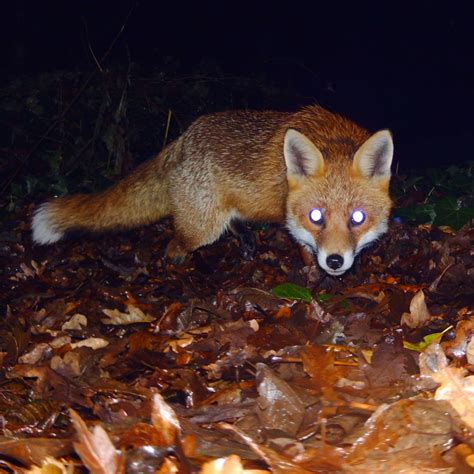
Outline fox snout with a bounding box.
[316,248,356,276]
[309,225,386,276]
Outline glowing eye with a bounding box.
[309,208,324,224]
[351,209,366,225]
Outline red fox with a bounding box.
[32,105,393,276]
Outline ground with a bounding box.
[0,206,473,472]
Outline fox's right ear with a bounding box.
[284,129,325,182]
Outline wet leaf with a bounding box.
[255,363,305,436]
[70,409,124,474]
[151,393,181,446]
[0,437,72,466]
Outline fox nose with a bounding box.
[326,254,344,270]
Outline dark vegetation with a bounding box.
[0,65,473,472]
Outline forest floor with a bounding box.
[0,201,473,472]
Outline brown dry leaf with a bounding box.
[101,304,155,325]
[360,341,410,389]
[301,345,345,396]
[70,409,123,474]
[200,454,270,474]
[420,343,474,430]
[0,437,72,467]
[217,423,316,473]
[156,457,180,473]
[49,335,72,348]
[255,363,305,437]
[346,399,454,468]
[70,337,109,350]
[11,365,92,407]
[166,332,195,352]
[433,368,474,430]
[26,456,74,474]
[119,423,163,448]
[418,342,449,376]
[150,394,195,472]
[346,446,453,473]
[51,352,82,377]
[18,342,52,364]
[400,290,432,328]
[151,392,181,446]
[62,313,88,331]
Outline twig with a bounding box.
[82,16,103,73]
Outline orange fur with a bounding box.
[32,105,393,275]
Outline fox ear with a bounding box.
[284,129,325,179]
[353,130,393,179]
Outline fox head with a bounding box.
[284,128,393,276]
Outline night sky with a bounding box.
[2,1,474,168]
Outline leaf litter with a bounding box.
[0,207,473,472]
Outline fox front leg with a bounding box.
[229,221,256,260]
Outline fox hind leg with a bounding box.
[165,208,234,263]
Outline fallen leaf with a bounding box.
[71,337,109,350]
[200,454,269,474]
[101,304,155,325]
[401,290,433,328]
[151,393,181,446]
[62,313,88,331]
[420,343,474,430]
[271,283,312,303]
[403,325,452,352]
[26,456,74,474]
[255,363,305,437]
[347,399,454,467]
[70,409,123,474]
[0,437,72,466]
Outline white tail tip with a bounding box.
[32,203,64,244]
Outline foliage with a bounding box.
[393,163,474,229]
[0,63,308,211]
[271,282,312,303]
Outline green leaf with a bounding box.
[432,196,474,230]
[271,283,312,303]
[394,205,436,225]
[315,293,333,303]
[403,325,452,352]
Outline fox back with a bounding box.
[32,105,393,275]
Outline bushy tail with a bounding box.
[32,141,180,244]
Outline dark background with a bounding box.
[2,0,474,169]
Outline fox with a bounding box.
[32,105,394,276]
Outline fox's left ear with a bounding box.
[352,130,393,180]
